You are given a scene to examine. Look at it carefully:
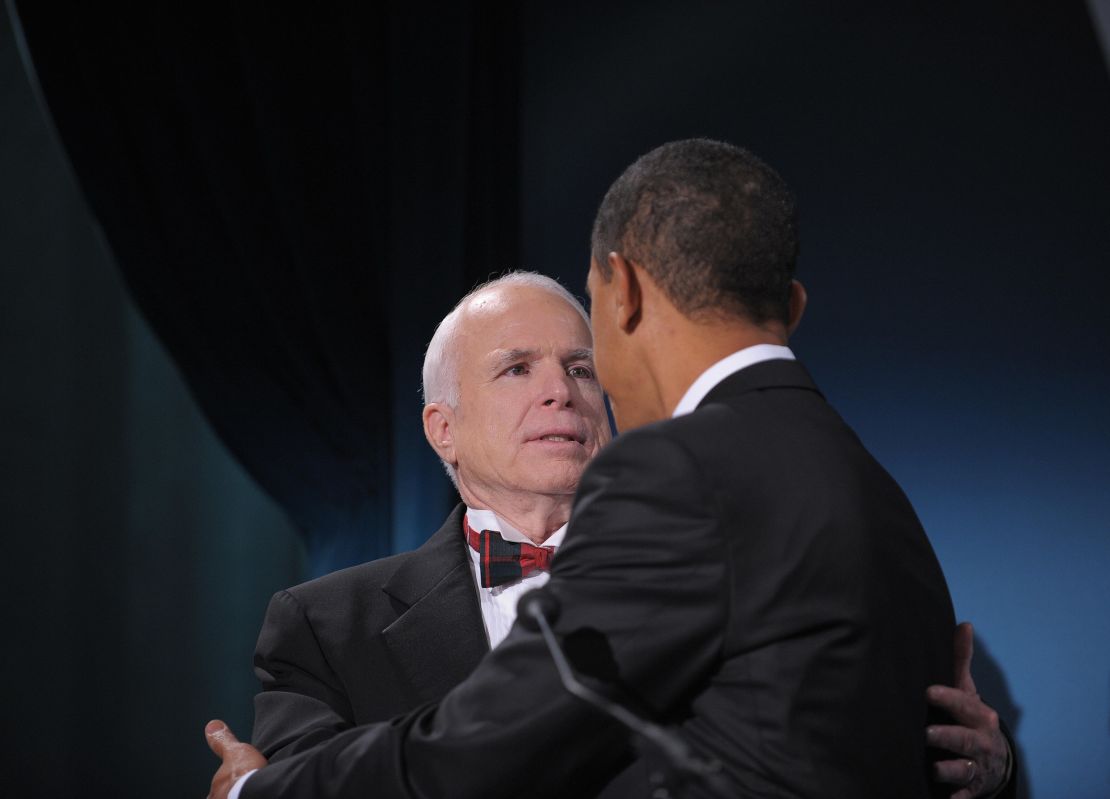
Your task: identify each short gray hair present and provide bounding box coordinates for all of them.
[421,271,591,487]
[422,271,590,407]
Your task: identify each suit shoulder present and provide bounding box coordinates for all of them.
[587,416,695,466]
[578,417,714,506]
[588,409,729,469]
[281,549,417,607]
[274,510,469,624]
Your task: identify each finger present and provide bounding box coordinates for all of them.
[926,723,985,758]
[926,685,993,727]
[205,719,240,758]
[933,757,978,787]
[952,621,977,693]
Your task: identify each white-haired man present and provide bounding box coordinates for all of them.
[211,267,1014,798]
[244,272,611,767]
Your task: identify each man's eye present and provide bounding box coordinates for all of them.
[567,365,594,379]
[505,364,530,376]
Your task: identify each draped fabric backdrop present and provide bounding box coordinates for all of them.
[3,1,1110,797]
[13,1,519,575]
[4,2,515,795]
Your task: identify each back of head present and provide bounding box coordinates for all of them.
[590,138,798,324]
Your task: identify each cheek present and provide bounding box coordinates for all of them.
[480,394,528,455]
[596,418,613,447]
[584,392,610,438]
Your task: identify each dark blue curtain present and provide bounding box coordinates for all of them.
[13,1,520,576]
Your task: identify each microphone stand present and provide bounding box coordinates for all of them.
[520,593,732,799]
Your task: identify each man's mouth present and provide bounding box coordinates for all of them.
[532,430,587,445]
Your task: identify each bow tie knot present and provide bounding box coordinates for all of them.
[465,519,557,588]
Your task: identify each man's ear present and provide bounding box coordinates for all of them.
[606,251,642,333]
[786,279,807,338]
[422,403,457,467]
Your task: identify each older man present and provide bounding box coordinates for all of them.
[246,273,611,763]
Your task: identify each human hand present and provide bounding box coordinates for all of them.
[926,622,1012,799]
[205,719,267,799]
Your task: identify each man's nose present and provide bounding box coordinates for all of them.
[539,367,574,408]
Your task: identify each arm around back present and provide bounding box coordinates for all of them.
[242,426,730,799]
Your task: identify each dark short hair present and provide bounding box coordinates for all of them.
[590,138,798,324]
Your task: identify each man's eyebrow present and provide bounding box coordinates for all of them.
[563,348,594,363]
[489,348,538,369]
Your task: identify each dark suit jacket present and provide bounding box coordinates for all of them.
[251,505,489,760]
[244,359,957,798]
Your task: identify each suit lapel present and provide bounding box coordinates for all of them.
[380,505,490,702]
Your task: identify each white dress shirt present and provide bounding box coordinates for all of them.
[671,343,795,417]
[229,506,564,799]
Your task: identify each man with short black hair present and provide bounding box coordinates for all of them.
[591,138,798,325]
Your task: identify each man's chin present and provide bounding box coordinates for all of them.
[519,464,587,495]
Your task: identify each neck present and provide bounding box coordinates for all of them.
[458,485,571,545]
[616,320,787,431]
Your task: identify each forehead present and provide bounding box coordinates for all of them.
[457,286,592,360]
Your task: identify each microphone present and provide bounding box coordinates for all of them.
[517,590,561,632]
[516,590,731,798]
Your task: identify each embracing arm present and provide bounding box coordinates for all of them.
[250,589,356,761]
[204,589,358,798]
[928,622,1016,799]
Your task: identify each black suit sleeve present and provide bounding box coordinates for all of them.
[251,589,356,761]
[242,428,729,799]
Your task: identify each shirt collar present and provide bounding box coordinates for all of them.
[671,343,796,417]
[465,506,567,548]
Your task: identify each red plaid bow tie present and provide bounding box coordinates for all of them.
[465,518,557,588]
